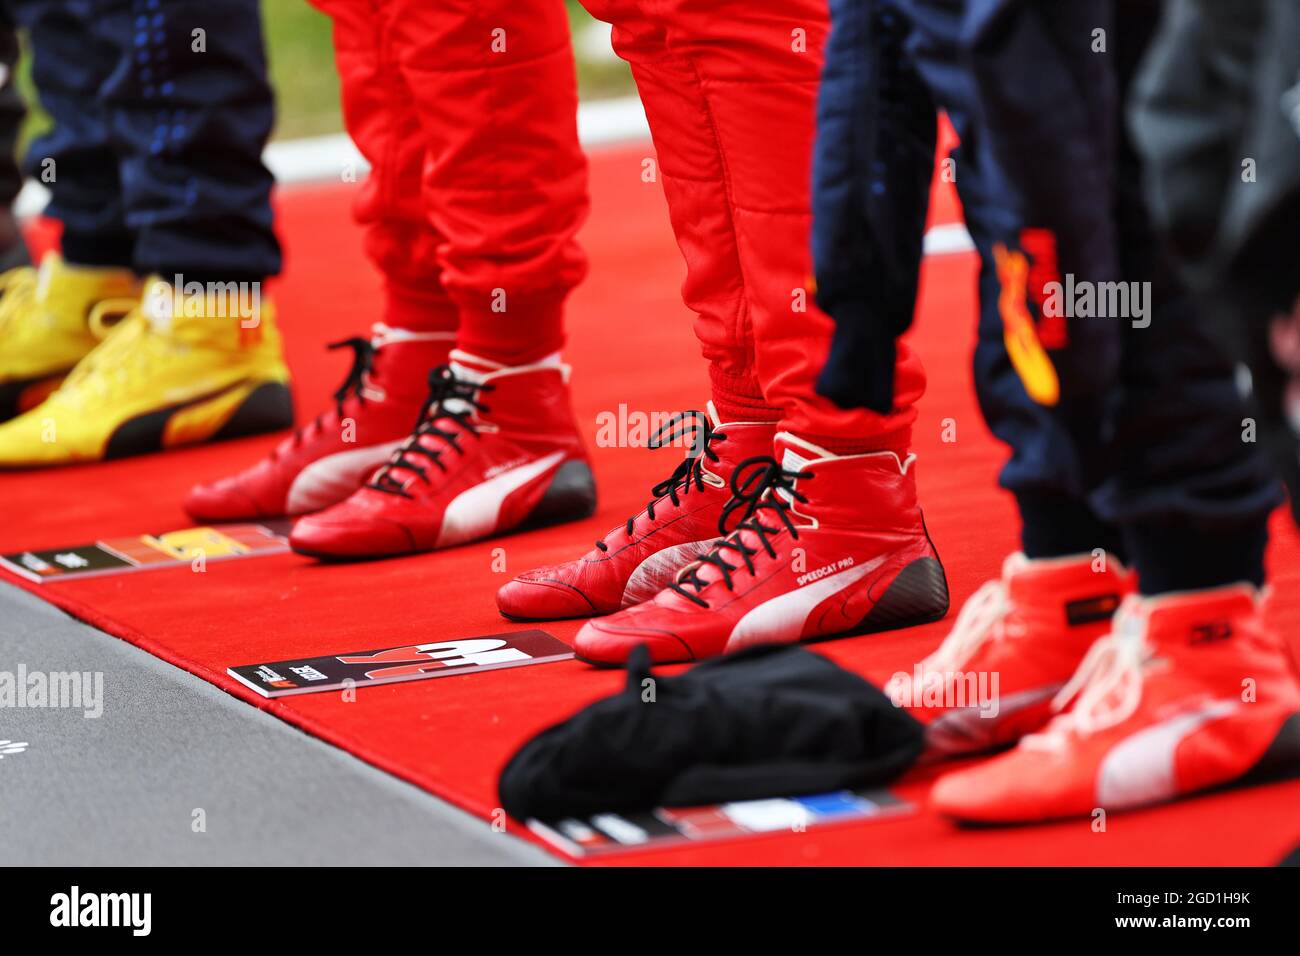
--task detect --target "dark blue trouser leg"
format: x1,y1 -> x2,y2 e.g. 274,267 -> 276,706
960,0 -> 1280,591
14,0 -> 280,279
897,0 -> 1280,588
17,0 -> 133,266
0,7 -> 26,210
0,7 -> 30,268
1094,20 -> 1280,592
897,0 -> 1126,559
812,0 -> 937,414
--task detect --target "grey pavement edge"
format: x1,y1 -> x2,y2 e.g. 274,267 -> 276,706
0,583 -> 558,866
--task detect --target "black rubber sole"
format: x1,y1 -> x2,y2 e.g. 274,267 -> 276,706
103,380 -> 293,460
499,609 -> 596,624
516,459 -> 598,532
290,545 -> 418,564
213,381 -> 295,441
0,374 -> 61,423
571,652 -> 628,669
858,555 -> 951,633
1234,711 -> 1300,788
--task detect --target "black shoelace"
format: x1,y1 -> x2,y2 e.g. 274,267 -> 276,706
368,364 -> 495,497
595,411 -> 728,553
669,456 -> 813,609
282,337 -> 375,456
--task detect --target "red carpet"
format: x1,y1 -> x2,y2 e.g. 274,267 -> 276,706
5,142 -> 1300,865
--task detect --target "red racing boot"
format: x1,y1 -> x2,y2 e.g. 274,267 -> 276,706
289,350 -> 595,559
885,552 -> 1133,758
931,584 -> 1300,824
572,433 -> 950,665
495,404 -> 777,620
184,325 -> 454,521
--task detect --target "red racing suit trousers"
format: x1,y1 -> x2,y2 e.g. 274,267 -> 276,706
580,0 -> 923,449
312,0 -> 589,365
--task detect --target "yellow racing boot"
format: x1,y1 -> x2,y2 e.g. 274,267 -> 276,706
0,275 -> 293,466
0,254 -> 142,420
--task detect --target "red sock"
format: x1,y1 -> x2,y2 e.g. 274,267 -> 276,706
384,280 -> 459,333
455,291 -> 566,367
709,365 -> 780,423
371,282 -> 458,402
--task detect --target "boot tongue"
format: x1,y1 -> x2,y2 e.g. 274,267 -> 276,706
441,351 -> 495,416
367,324 -> 455,402
671,440 -> 807,597
773,433 -> 830,505
706,400 -> 722,428
778,442 -> 812,475
448,352 -> 496,382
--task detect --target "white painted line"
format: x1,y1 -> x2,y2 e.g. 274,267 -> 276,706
14,92 -> 973,255
576,94 -> 651,147
262,95 -> 651,185
13,95 -> 652,217
265,132 -> 360,185
260,96 -> 652,184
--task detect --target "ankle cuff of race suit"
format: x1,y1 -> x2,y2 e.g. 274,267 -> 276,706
1016,490 -> 1127,562
708,365 -> 780,424
384,281 -> 460,334
455,291 -> 567,366
1123,520 -> 1267,595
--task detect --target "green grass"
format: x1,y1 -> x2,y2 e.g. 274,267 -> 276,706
564,1 -> 636,102
14,0 -> 634,149
14,42 -> 47,156
261,1 -> 343,141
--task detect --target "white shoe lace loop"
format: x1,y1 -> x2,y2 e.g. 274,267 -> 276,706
911,578 -> 1009,684
86,297 -> 143,341
1022,596 -> 1148,750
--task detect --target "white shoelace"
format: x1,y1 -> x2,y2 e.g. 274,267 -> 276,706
1021,596 -> 1149,751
